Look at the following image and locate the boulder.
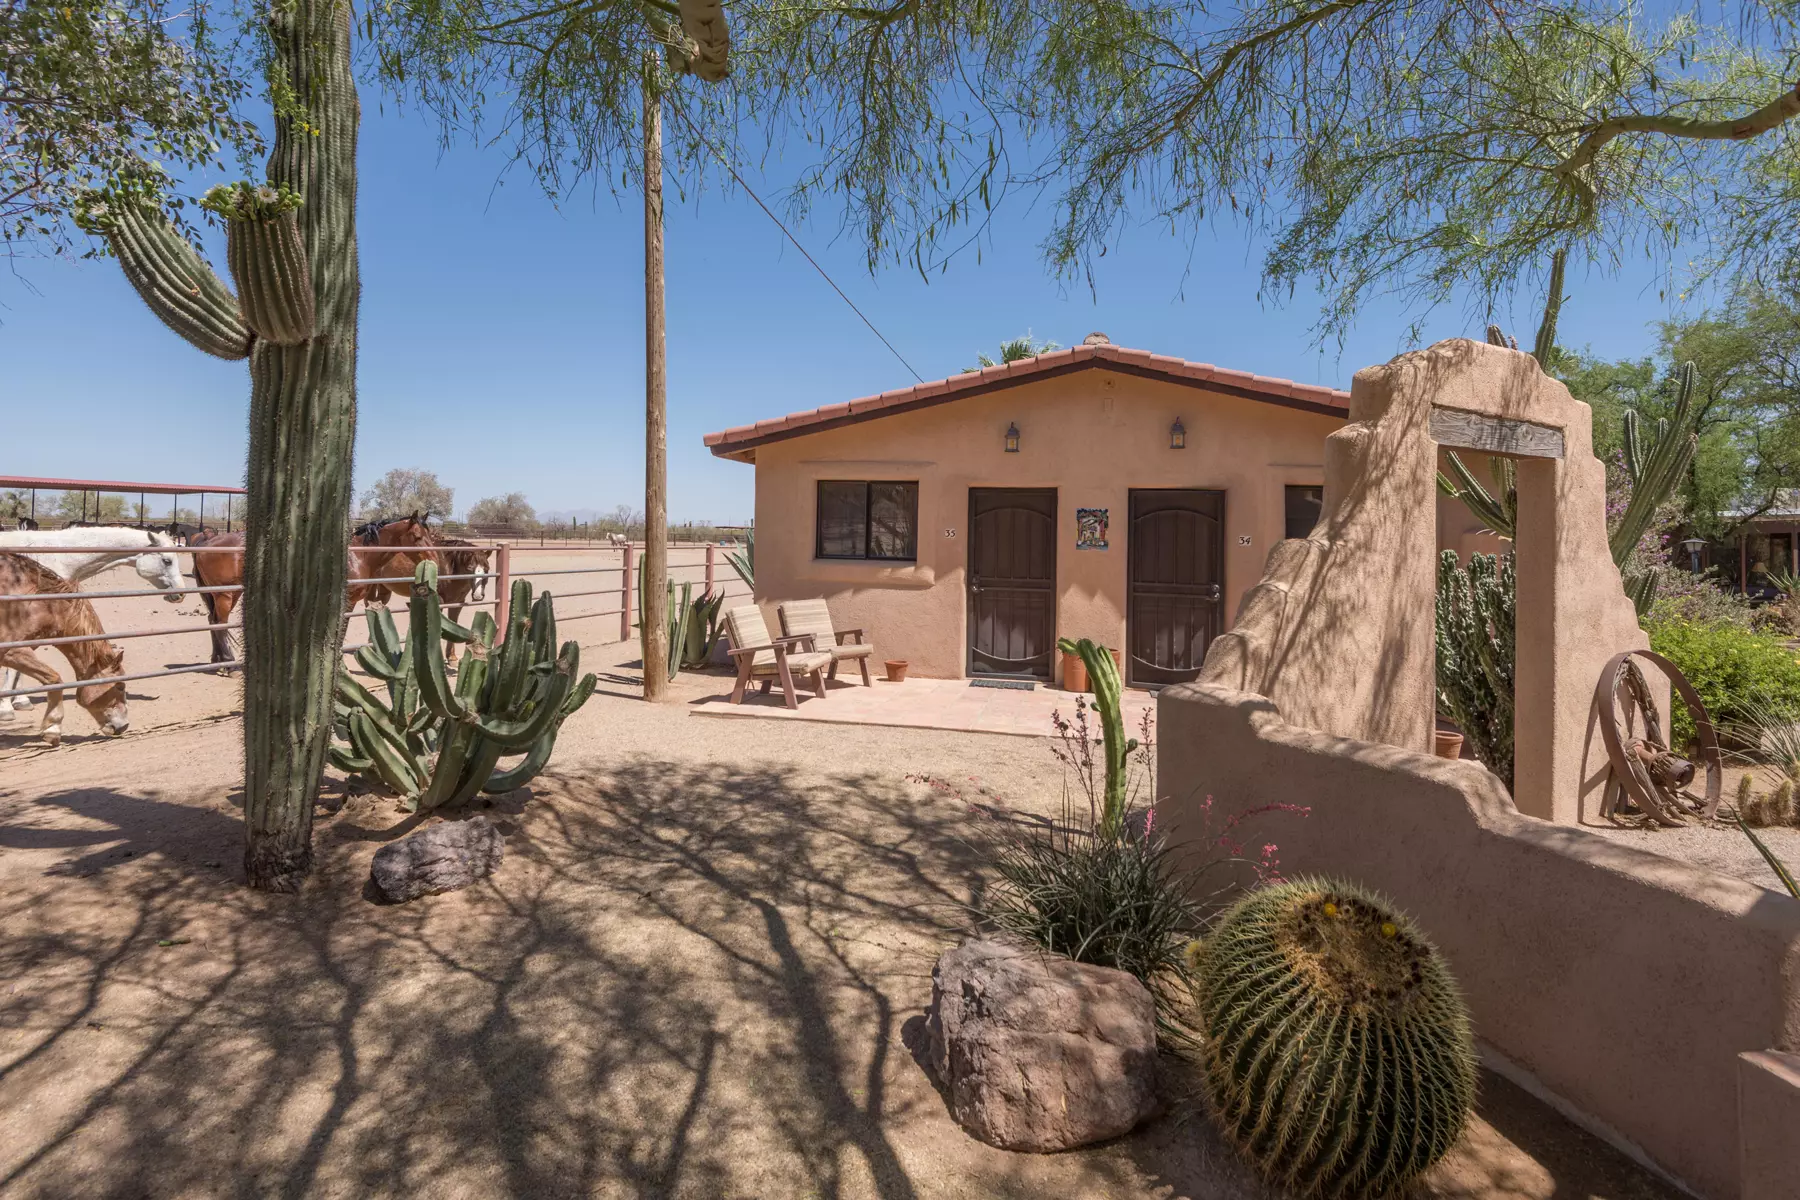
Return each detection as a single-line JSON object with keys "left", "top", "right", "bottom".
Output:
{"left": 370, "top": 816, "right": 504, "bottom": 903}
{"left": 924, "top": 936, "right": 1160, "bottom": 1152}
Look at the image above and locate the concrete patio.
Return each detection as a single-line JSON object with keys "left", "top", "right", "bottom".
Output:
{"left": 690, "top": 674, "right": 1157, "bottom": 738}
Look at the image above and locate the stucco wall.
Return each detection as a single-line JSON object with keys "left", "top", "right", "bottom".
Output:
{"left": 1158, "top": 683, "right": 1800, "bottom": 1199}
{"left": 748, "top": 370, "right": 1343, "bottom": 679}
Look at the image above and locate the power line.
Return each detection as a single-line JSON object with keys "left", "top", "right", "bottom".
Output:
{"left": 664, "top": 101, "right": 925, "bottom": 384}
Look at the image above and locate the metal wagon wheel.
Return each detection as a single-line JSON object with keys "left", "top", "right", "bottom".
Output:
{"left": 1594, "top": 650, "right": 1722, "bottom": 827}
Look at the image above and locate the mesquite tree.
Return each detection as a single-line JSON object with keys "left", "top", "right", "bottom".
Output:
{"left": 87, "top": 0, "right": 357, "bottom": 891}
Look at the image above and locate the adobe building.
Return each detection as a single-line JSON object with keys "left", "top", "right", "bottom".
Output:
{"left": 703, "top": 334, "right": 1355, "bottom": 685}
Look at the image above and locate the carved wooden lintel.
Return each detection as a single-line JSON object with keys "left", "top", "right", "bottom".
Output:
{"left": 1430, "top": 407, "right": 1565, "bottom": 459}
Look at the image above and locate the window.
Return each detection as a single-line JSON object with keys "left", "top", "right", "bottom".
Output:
{"left": 816, "top": 481, "right": 919, "bottom": 560}
{"left": 1284, "top": 485, "right": 1324, "bottom": 540}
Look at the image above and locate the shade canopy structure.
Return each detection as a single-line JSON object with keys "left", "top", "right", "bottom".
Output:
{"left": 0, "top": 475, "right": 247, "bottom": 531}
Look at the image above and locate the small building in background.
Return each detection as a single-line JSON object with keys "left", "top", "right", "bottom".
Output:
{"left": 704, "top": 335, "right": 1352, "bottom": 685}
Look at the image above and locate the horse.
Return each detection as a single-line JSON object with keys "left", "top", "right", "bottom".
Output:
{"left": 346, "top": 514, "right": 437, "bottom": 612}
{"left": 0, "top": 554, "right": 129, "bottom": 744}
{"left": 0, "top": 526, "right": 185, "bottom": 716}
{"left": 435, "top": 538, "right": 493, "bottom": 665}
{"left": 189, "top": 532, "right": 245, "bottom": 663}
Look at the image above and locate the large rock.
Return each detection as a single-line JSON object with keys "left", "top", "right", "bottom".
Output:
{"left": 370, "top": 816, "right": 504, "bottom": 903}
{"left": 924, "top": 936, "right": 1160, "bottom": 1152}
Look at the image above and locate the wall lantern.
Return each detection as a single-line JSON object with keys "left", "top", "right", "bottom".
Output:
{"left": 1004, "top": 422, "right": 1021, "bottom": 453}
{"left": 1170, "top": 418, "right": 1187, "bottom": 450}
{"left": 1679, "top": 536, "right": 1708, "bottom": 574}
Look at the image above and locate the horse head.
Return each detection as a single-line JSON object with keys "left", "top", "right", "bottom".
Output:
{"left": 78, "top": 643, "right": 129, "bottom": 736}
{"left": 136, "top": 531, "right": 187, "bottom": 602}
{"left": 377, "top": 514, "right": 436, "bottom": 548}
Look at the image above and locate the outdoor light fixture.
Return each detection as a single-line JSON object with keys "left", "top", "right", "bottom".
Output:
{"left": 1170, "top": 418, "right": 1187, "bottom": 450}
{"left": 1680, "top": 536, "right": 1708, "bottom": 574}
{"left": 1004, "top": 422, "right": 1021, "bottom": 453}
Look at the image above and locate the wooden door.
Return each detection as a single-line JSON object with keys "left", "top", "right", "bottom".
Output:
{"left": 968, "top": 488, "right": 1057, "bottom": 678}
{"left": 1127, "top": 489, "right": 1224, "bottom": 686}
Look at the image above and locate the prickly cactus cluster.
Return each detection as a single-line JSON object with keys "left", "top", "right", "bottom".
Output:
{"left": 332, "top": 562, "right": 597, "bottom": 811}
{"left": 1193, "top": 879, "right": 1478, "bottom": 1199}
{"left": 1436, "top": 549, "right": 1515, "bottom": 790}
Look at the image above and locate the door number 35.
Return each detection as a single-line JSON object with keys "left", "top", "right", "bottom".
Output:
{"left": 944, "top": 528, "right": 957, "bottom": 538}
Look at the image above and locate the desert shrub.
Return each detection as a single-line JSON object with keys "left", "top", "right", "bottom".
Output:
{"left": 1645, "top": 616, "right": 1800, "bottom": 748}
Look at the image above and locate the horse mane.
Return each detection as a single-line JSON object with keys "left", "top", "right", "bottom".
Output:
{"left": 0, "top": 552, "right": 77, "bottom": 596}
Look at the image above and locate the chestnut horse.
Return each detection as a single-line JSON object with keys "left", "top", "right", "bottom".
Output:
{"left": 192, "top": 516, "right": 440, "bottom": 663}
{"left": 0, "top": 553, "right": 129, "bottom": 745}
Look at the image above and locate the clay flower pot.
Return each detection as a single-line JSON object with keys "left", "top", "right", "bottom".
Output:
{"left": 884, "top": 659, "right": 909, "bottom": 683}
{"left": 1434, "top": 730, "right": 1465, "bottom": 760}
{"left": 1062, "top": 651, "right": 1088, "bottom": 693}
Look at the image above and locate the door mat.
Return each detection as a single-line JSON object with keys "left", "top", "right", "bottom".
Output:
{"left": 970, "top": 678, "right": 1036, "bottom": 691}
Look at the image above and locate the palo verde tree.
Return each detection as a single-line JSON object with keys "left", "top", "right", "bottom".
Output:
{"left": 80, "top": 0, "right": 359, "bottom": 891}
{"left": 1019, "top": 0, "right": 1800, "bottom": 341}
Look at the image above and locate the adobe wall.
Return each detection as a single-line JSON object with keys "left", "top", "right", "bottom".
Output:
{"left": 1158, "top": 684, "right": 1800, "bottom": 1199}
{"left": 750, "top": 370, "right": 1343, "bottom": 680}
{"left": 1199, "top": 338, "right": 1647, "bottom": 820}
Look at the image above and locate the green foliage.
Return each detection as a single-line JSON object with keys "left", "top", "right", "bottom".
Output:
{"left": 723, "top": 530, "right": 753, "bottom": 589}
{"left": 1436, "top": 551, "right": 1515, "bottom": 790}
{"left": 1645, "top": 615, "right": 1800, "bottom": 748}
{"left": 1193, "top": 879, "right": 1477, "bottom": 1199}
{"left": 682, "top": 589, "right": 725, "bottom": 667}
{"left": 358, "top": 467, "right": 454, "bottom": 522}
{"left": 465, "top": 492, "right": 538, "bottom": 529}
{"left": 1, "top": 0, "right": 259, "bottom": 260}
{"left": 967, "top": 333, "right": 1059, "bottom": 371}
{"left": 331, "top": 561, "right": 597, "bottom": 810}
{"left": 1735, "top": 815, "right": 1800, "bottom": 899}
{"left": 1056, "top": 636, "right": 1134, "bottom": 838}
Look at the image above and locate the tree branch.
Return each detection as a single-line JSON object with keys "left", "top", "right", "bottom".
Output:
{"left": 1554, "top": 81, "right": 1800, "bottom": 180}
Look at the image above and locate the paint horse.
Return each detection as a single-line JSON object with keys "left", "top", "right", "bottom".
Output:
{"left": 0, "top": 554, "right": 130, "bottom": 745}
{"left": 0, "top": 526, "right": 184, "bottom": 718}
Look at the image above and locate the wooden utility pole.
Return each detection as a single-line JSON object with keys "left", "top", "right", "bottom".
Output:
{"left": 641, "top": 57, "right": 670, "bottom": 701}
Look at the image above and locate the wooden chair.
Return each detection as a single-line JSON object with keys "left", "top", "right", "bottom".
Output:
{"left": 778, "top": 599, "right": 875, "bottom": 686}
{"left": 723, "top": 604, "right": 833, "bottom": 708}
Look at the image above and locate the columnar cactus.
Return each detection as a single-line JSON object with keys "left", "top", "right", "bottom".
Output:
{"left": 1056, "top": 637, "right": 1136, "bottom": 839}
{"left": 1613, "top": 362, "right": 1700, "bottom": 613}
{"left": 1436, "top": 550, "right": 1515, "bottom": 789}
{"left": 1193, "top": 879, "right": 1478, "bottom": 1199}
{"left": 86, "top": 0, "right": 360, "bottom": 890}
{"left": 331, "top": 562, "right": 597, "bottom": 810}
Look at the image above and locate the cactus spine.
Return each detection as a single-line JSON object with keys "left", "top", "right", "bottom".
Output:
{"left": 1194, "top": 879, "right": 1478, "bottom": 1199}
{"left": 92, "top": 0, "right": 360, "bottom": 889}
{"left": 332, "top": 562, "right": 597, "bottom": 809}
{"left": 1435, "top": 550, "right": 1515, "bottom": 790}
{"left": 1056, "top": 637, "right": 1137, "bottom": 839}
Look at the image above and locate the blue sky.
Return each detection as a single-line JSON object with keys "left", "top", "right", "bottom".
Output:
{"left": 5, "top": 101, "right": 1692, "bottom": 525}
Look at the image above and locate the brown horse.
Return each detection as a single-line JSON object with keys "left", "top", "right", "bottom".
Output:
{"left": 0, "top": 553, "right": 129, "bottom": 745}
{"left": 190, "top": 531, "right": 245, "bottom": 663}
{"left": 346, "top": 514, "right": 437, "bottom": 612}
{"left": 435, "top": 538, "right": 493, "bottom": 665}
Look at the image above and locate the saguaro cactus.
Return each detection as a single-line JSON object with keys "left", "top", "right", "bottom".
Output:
{"left": 87, "top": 0, "right": 360, "bottom": 891}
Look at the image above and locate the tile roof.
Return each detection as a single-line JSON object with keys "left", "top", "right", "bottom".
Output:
{"left": 703, "top": 342, "right": 1351, "bottom": 461}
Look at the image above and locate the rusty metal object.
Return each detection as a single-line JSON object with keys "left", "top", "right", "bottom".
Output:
{"left": 1595, "top": 650, "right": 1722, "bottom": 827}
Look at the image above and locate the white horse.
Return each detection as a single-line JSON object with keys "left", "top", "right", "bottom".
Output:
{"left": 0, "top": 526, "right": 186, "bottom": 719}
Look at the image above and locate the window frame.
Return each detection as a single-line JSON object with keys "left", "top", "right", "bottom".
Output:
{"left": 814, "top": 479, "right": 920, "bottom": 562}
{"left": 1284, "top": 484, "right": 1325, "bottom": 540}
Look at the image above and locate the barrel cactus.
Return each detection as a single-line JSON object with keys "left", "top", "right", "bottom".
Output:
{"left": 1193, "top": 879, "right": 1478, "bottom": 1198}
{"left": 331, "top": 562, "right": 597, "bottom": 810}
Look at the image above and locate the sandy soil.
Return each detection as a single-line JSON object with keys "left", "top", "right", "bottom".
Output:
{"left": 0, "top": 639, "right": 1684, "bottom": 1199}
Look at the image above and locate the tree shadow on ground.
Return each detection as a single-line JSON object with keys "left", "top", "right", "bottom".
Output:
{"left": 0, "top": 759, "right": 1687, "bottom": 1200}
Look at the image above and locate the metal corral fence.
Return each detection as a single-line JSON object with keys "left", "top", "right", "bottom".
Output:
{"left": 0, "top": 542, "right": 753, "bottom": 704}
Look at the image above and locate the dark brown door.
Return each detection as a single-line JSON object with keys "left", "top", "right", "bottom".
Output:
{"left": 1127, "top": 489, "right": 1224, "bottom": 686}
{"left": 968, "top": 488, "right": 1057, "bottom": 678}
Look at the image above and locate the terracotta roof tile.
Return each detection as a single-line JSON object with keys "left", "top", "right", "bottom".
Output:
{"left": 704, "top": 344, "right": 1349, "bottom": 455}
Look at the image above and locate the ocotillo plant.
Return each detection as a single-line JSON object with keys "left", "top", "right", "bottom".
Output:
{"left": 82, "top": 0, "right": 360, "bottom": 891}
{"left": 1056, "top": 637, "right": 1136, "bottom": 840}
{"left": 1436, "top": 550, "right": 1516, "bottom": 789}
{"left": 331, "top": 562, "right": 597, "bottom": 809}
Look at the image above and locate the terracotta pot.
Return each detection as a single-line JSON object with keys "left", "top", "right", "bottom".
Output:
{"left": 1434, "top": 730, "right": 1465, "bottom": 760}
{"left": 884, "top": 659, "right": 909, "bottom": 683}
{"left": 1062, "top": 651, "right": 1088, "bottom": 693}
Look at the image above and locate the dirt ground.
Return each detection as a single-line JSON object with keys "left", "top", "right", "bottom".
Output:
{"left": 0, "top": 637, "right": 1687, "bottom": 1200}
